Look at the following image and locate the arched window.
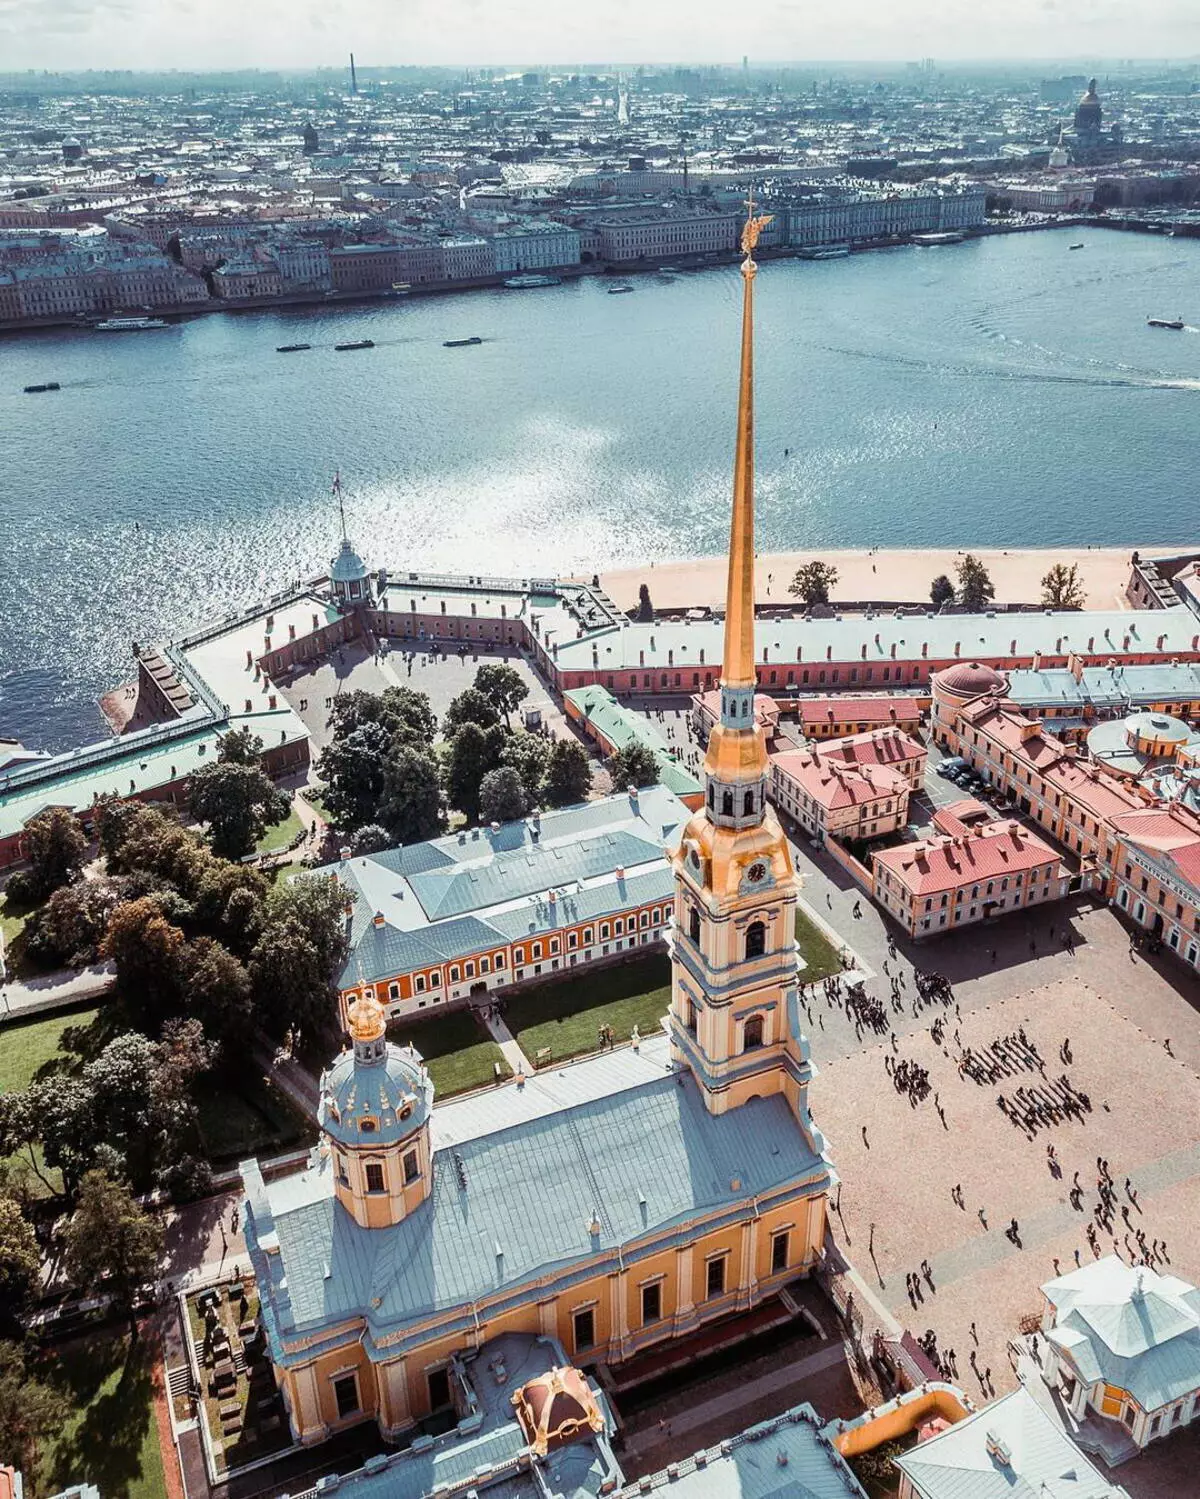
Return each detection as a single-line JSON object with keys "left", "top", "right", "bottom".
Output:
{"left": 743, "top": 1015, "right": 764, "bottom": 1051}
{"left": 743, "top": 789, "right": 755, "bottom": 817}
{"left": 689, "top": 907, "right": 701, "bottom": 944}
{"left": 722, "top": 790, "right": 734, "bottom": 818}
{"left": 745, "top": 921, "right": 766, "bottom": 960}
{"left": 707, "top": 783, "right": 714, "bottom": 809}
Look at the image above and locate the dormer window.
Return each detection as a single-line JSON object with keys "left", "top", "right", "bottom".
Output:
{"left": 399, "top": 1101, "right": 413, "bottom": 1121}
{"left": 360, "top": 1117, "right": 378, "bottom": 1133}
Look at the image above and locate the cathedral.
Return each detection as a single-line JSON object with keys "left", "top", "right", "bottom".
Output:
{"left": 241, "top": 207, "right": 836, "bottom": 1447}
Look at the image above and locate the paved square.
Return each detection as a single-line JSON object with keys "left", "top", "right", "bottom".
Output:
{"left": 810, "top": 975, "right": 1200, "bottom": 1412}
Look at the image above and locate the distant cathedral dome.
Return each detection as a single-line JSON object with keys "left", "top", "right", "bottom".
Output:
{"left": 1074, "top": 78, "right": 1102, "bottom": 135}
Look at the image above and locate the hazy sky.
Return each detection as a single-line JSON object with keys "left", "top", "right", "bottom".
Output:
{"left": 2, "top": 0, "right": 1197, "bottom": 73}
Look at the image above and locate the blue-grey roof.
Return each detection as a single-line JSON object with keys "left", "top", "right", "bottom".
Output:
{"left": 617, "top": 1403, "right": 867, "bottom": 1499}
{"left": 1007, "top": 661, "right": 1200, "bottom": 713}
{"left": 331, "top": 538, "right": 369, "bottom": 583}
{"left": 310, "top": 1332, "right": 621, "bottom": 1499}
{"left": 324, "top": 787, "right": 690, "bottom": 988}
{"left": 247, "top": 1066, "right": 830, "bottom": 1353}
{"left": 319, "top": 1041, "right": 433, "bottom": 1149}
{"left": 1043, "top": 1257, "right": 1200, "bottom": 1414}
{"left": 894, "top": 1386, "right": 1127, "bottom": 1499}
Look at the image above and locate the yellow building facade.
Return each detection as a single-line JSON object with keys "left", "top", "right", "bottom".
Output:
{"left": 242, "top": 204, "right": 835, "bottom": 1450}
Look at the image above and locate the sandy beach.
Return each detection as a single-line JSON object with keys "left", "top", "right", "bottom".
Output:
{"left": 598, "top": 545, "right": 1186, "bottom": 616}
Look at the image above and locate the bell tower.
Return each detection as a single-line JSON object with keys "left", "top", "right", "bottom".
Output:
{"left": 667, "top": 200, "right": 821, "bottom": 1144}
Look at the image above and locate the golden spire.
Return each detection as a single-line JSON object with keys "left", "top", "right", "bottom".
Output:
{"left": 722, "top": 190, "right": 772, "bottom": 690}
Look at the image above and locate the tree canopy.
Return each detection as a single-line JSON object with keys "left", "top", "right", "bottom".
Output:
{"left": 249, "top": 874, "right": 351, "bottom": 1044}
{"left": 955, "top": 553, "right": 995, "bottom": 611}
{"left": 0, "top": 1341, "right": 67, "bottom": 1477}
{"left": 480, "top": 766, "right": 528, "bottom": 824}
{"left": 377, "top": 745, "right": 445, "bottom": 845}
{"left": 0, "top": 1197, "right": 39, "bottom": 1336}
{"left": 542, "top": 739, "right": 593, "bottom": 808}
{"left": 789, "top": 560, "right": 839, "bottom": 607}
{"left": 474, "top": 662, "right": 529, "bottom": 727}
{"left": 499, "top": 730, "right": 549, "bottom": 803}
{"left": 929, "top": 573, "right": 955, "bottom": 608}
{"left": 13, "top": 807, "right": 88, "bottom": 902}
{"left": 636, "top": 582, "right": 654, "bottom": 622}
{"left": 1041, "top": 561, "right": 1086, "bottom": 610}
{"left": 607, "top": 741, "right": 660, "bottom": 791}
{"left": 63, "top": 1169, "right": 163, "bottom": 1336}
{"left": 444, "top": 722, "right": 504, "bottom": 823}
{"left": 188, "top": 760, "right": 291, "bottom": 861}
{"left": 442, "top": 686, "right": 501, "bottom": 737}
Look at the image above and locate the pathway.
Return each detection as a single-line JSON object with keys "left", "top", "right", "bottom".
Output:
{"left": 0, "top": 959, "right": 116, "bottom": 1024}
{"left": 480, "top": 1008, "right": 533, "bottom": 1076}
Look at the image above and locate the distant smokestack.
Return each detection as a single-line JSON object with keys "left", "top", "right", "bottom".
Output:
{"left": 350, "top": 52, "right": 358, "bottom": 94}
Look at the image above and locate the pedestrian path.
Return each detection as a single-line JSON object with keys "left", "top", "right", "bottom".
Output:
{"left": 480, "top": 1008, "right": 533, "bottom": 1077}
{"left": 0, "top": 960, "right": 116, "bottom": 1024}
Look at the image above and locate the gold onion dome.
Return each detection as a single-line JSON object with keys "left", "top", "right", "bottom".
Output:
{"left": 347, "top": 991, "right": 386, "bottom": 1044}
{"left": 512, "top": 1365, "right": 606, "bottom": 1456}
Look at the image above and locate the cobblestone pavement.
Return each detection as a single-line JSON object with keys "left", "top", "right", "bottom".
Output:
{"left": 798, "top": 826, "right": 1200, "bottom": 1487}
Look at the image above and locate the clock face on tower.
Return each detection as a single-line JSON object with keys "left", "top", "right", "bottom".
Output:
{"left": 744, "top": 860, "right": 770, "bottom": 887}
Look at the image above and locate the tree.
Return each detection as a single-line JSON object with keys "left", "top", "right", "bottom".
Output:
{"left": 444, "top": 723, "right": 504, "bottom": 823}
{"left": 181, "top": 936, "right": 254, "bottom": 1050}
{"left": 636, "top": 583, "right": 655, "bottom": 622}
{"left": 499, "top": 730, "right": 549, "bottom": 802}
{"left": 101, "top": 897, "right": 186, "bottom": 1026}
{"left": 249, "top": 874, "right": 351, "bottom": 1043}
{"left": 608, "top": 741, "right": 660, "bottom": 791}
{"left": 317, "top": 720, "right": 393, "bottom": 832}
{"left": 22, "top": 807, "right": 88, "bottom": 900}
{"left": 1041, "top": 561, "right": 1086, "bottom": 610}
{"left": 929, "top": 573, "right": 955, "bottom": 608}
{"left": 21, "top": 875, "right": 125, "bottom": 968}
{"left": 442, "top": 687, "right": 501, "bottom": 737}
{"left": 474, "top": 662, "right": 529, "bottom": 727}
{"left": 542, "top": 739, "right": 593, "bottom": 808}
{"left": 788, "top": 560, "right": 839, "bottom": 607}
{"left": 217, "top": 725, "right": 264, "bottom": 766}
{"left": 479, "top": 767, "right": 528, "bottom": 824}
{"left": 350, "top": 823, "right": 393, "bottom": 856}
{"left": 0, "top": 1342, "right": 67, "bottom": 1477}
{"left": 955, "top": 553, "right": 995, "bottom": 611}
{"left": 188, "top": 761, "right": 291, "bottom": 861}
{"left": 377, "top": 746, "right": 445, "bottom": 846}
{"left": 0, "top": 1197, "right": 40, "bottom": 1335}
{"left": 327, "top": 686, "right": 436, "bottom": 747}
{"left": 63, "top": 1169, "right": 163, "bottom": 1337}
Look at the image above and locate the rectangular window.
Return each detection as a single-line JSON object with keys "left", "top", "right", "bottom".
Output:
{"left": 641, "top": 1282, "right": 662, "bottom": 1325}
{"left": 771, "top": 1231, "right": 790, "bottom": 1274}
{"left": 333, "top": 1372, "right": 359, "bottom": 1419}
{"left": 568, "top": 932, "right": 578, "bottom": 948}
{"left": 336, "top": 1152, "right": 349, "bottom": 1186}
{"left": 365, "top": 1162, "right": 385, "bottom": 1193}
{"left": 415, "top": 975, "right": 426, "bottom": 993}
{"left": 427, "top": 1367, "right": 451, "bottom": 1411}
{"left": 584, "top": 927, "right": 593, "bottom": 943}
{"left": 402, "top": 1150, "right": 419, "bottom": 1184}
{"left": 706, "top": 1255, "right": 727, "bottom": 1299}
{"left": 515, "top": 947, "right": 524, "bottom": 963}
{"left": 573, "top": 1307, "right": 595, "bottom": 1352}
{"left": 494, "top": 953, "right": 505, "bottom": 968}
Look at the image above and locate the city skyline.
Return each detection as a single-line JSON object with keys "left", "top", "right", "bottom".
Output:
{"left": 4, "top": 0, "right": 1200, "bottom": 73}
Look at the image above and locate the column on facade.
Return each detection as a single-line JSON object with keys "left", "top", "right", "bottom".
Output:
{"left": 291, "top": 1362, "right": 330, "bottom": 1444}
{"left": 379, "top": 1355, "right": 412, "bottom": 1435}
{"left": 674, "top": 1244, "right": 697, "bottom": 1332}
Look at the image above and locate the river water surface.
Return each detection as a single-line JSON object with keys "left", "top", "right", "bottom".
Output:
{"left": 2, "top": 225, "right": 1198, "bottom": 748}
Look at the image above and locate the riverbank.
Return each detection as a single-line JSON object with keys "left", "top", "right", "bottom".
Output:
{"left": 599, "top": 546, "right": 1170, "bottom": 615}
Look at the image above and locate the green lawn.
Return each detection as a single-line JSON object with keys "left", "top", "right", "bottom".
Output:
{"left": 196, "top": 1073, "right": 315, "bottom": 1164}
{"left": 388, "top": 1008, "right": 511, "bottom": 1098}
{"left": 508, "top": 955, "right": 672, "bottom": 1066}
{"left": 34, "top": 1326, "right": 167, "bottom": 1499}
{"left": 268, "top": 857, "right": 309, "bottom": 885}
{"left": 255, "top": 806, "right": 304, "bottom": 854}
{"left": 794, "top": 906, "right": 847, "bottom": 985}
{"left": 0, "top": 1005, "right": 103, "bottom": 1093}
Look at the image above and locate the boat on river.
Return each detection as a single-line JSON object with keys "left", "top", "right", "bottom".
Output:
{"left": 276, "top": 343, "right": 311, "bottom": 352}
{"left": 443, "top": 336, "right": 483, "bottom": 348}
{"left": 24, "top": 382, "right": 60, "bottom": 393}
{"left": 503, "top": 274, "right": 561, "bottom": 289}
{"left": 607, "top": 284, "right": 634, "bottom": 295}
{"left": 1147, "top": 317, "right": 1185, "bottom": 330}
{"left": 93, "top": 316, "right": 167, "bottom": 331}
{"left": 334, "top": 339, "right": 375, "bottom": 351}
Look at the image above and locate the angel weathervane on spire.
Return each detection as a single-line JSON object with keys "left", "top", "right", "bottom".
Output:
{"left": 741, "top": 187, "right": 772, "bottom": 260}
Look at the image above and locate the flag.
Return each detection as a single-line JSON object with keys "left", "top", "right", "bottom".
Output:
{"left": 332, "top": 470, "right": 342, "bottom": 494}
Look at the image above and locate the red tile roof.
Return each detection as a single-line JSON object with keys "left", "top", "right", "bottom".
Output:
{"left": 1110, "top": 806, "right": 1200, "bottom": 890}
{"left": 817, "top": 726, "right": 926, "bottom": 771}
{"left": 797, "top": 696, "right": 921, "bottom": 726}
{"left": 874, "top": 818, "right": 1062, "bottom": 896}
{"left": 772, "top": 749, "right": 908, "bottom": 810}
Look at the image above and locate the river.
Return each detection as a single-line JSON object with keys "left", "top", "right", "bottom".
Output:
{"left": 1, "top": 224, "right": 1198, "bottom": 750}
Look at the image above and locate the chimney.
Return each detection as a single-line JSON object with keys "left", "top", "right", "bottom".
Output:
{"left": 288, "top": 623, "right": 296, "bottom": 640}
{"left": 1032, "top": 650, "right": 1042, "bottom": 671}
{"left": 268, "top": 694, "right": 277, "bottom": 709}
{"left": 1087, "top": 635, "right": 1094, "bottom": 652}
{"left": 861, "top": 643, "right": 868, "bottom": 660}
{"left": 244, "top": 698, "right": 253, "bottom": 712}
{"left": 245, "top": 649, "right": 253, "bottom": 669}
{"left": 954, "top": 641, "right": 961, "bottom": 657}
{"left": 1157, "top": 633, "right": 1166, "bottom": 651}
{"left": 639, "top": 650, "right": 644, "bottom": 666}
{"left": 548, "top": 889, "right": 557, "bottom": 904}
{"left": 312, "top": 612, "right": 320, "bottom": 631}
{"left": 1010, "top": 638, "right": 1016, "bottom": 654}
{"left": 1055, "top": 637, "right": 1062, "bottom": 653}
{"left": 264, "top": 635, "right": 271, "bottom": 652}
{"left": 826, "top": 645, "right": 833, "bottom": 661}
{"left": 921, "top": 642, "right": 928, "bottom": 658}
{"left": 266, "top": 614, "right": 274, "bottom": 630}
{"left": 373, "top": 911, "right": 386, "bottom": 929}
{"left": 890, "top": 642, "right": 897, "bottom": 659}
{"left": 1122, "top": 635, "right": 1130, "bottom": 651}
